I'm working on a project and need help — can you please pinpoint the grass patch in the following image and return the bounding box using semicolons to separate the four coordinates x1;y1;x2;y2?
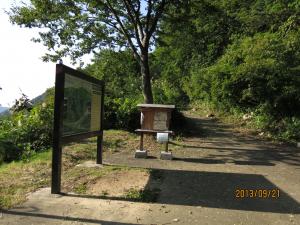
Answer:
103;130;138;152
74;183;88;194
123;188;160;203
61;165;135;193
0;150;52;209
0;129;147;209
122;169;164;203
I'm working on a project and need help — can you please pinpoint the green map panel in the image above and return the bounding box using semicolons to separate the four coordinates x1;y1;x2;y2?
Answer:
62;74;102;136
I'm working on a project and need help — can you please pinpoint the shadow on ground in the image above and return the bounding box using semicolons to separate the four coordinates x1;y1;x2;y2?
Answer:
56;169;300;215
169;115;300;167
170;142;300;166
181;116;234;138
172;157;275;166
148;169;300;214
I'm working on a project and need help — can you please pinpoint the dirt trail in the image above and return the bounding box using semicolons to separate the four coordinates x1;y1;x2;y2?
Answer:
1;113;300;225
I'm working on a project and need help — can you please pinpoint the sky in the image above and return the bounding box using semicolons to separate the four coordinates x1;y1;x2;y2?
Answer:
0;0;92;107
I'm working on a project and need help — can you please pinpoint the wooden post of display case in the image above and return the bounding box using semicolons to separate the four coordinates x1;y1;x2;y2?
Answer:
135;104;175;159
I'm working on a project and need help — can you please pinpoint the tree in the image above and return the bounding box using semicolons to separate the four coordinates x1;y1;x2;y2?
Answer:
11;93;33;113
8;0;180;103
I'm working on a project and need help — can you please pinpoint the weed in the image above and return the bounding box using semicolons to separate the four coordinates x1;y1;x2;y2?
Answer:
101;190;109;196
123;188;160;202
74;183;87;194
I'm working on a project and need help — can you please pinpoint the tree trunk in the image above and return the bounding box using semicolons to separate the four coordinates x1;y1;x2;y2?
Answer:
140;53;153;104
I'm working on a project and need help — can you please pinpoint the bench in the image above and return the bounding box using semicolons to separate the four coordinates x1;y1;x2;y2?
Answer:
135;129;174;152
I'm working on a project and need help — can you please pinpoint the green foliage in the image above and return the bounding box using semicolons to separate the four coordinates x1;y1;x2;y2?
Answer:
8;0;173;63
187;25;299;141
103;97;141;131
154;0;300;141
4;0;299;145
85;49;143;131
10;93;33;113
279;117;300;141
0;89;54;164
0;139;22;164
74;183;88;194
193;30;300;115
85;50;141;98
85;49;188;131
13;104;53;151
8;1;181;103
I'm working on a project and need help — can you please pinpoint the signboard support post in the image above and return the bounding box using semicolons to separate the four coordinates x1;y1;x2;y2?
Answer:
96;133;103;164
96;84;104;164
51;65;65;194
51;64;104;194
51;146;62;194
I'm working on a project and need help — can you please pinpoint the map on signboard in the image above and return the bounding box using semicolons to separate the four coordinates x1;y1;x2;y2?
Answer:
153;111;167;130
62;74;102;136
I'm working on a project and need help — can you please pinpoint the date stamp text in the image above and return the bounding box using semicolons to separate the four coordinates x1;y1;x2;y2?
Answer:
235;189;280;199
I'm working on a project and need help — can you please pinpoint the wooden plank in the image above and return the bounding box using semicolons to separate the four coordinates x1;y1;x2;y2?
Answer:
135;129;173;134
142;109;154;130
61;130;102;144
137;104;175;109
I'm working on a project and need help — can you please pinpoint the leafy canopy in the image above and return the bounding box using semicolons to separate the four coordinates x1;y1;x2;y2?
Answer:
8;0;178;63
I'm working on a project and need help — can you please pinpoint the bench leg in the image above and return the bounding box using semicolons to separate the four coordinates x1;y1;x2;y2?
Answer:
135;132;147;158
161;134;172;160
164;134;169;152
139;132;144;150
165;142;168;152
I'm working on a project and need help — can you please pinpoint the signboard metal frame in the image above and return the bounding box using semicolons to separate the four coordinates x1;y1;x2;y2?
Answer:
51;64;104;194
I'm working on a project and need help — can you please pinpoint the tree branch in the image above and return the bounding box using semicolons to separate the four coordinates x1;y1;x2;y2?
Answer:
147;0;166;41
127;0;145;41
122;0;144;50
105;0;140;60
145;0;153;34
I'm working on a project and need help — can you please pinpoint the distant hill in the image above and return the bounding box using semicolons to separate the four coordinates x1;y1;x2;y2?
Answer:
0;106;8;113
31;92;46;105
0;91;48;117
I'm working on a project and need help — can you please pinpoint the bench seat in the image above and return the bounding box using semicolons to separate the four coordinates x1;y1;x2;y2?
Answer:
135;129;173;134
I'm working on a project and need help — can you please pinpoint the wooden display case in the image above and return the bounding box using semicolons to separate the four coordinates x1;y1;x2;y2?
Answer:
135;104;175;158
137;104;175;131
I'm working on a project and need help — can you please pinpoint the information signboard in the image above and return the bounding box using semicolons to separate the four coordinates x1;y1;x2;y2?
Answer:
63;73;102;135
52;64;104;194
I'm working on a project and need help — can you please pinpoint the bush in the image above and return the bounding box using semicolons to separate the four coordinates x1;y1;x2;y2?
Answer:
0;97;53;164
10;104;53;152
251;114;300;142
193;30;300;115
279;117;300;141
103;96;141;131
186;28;300;141
170;108;187;135
0;139;22;164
